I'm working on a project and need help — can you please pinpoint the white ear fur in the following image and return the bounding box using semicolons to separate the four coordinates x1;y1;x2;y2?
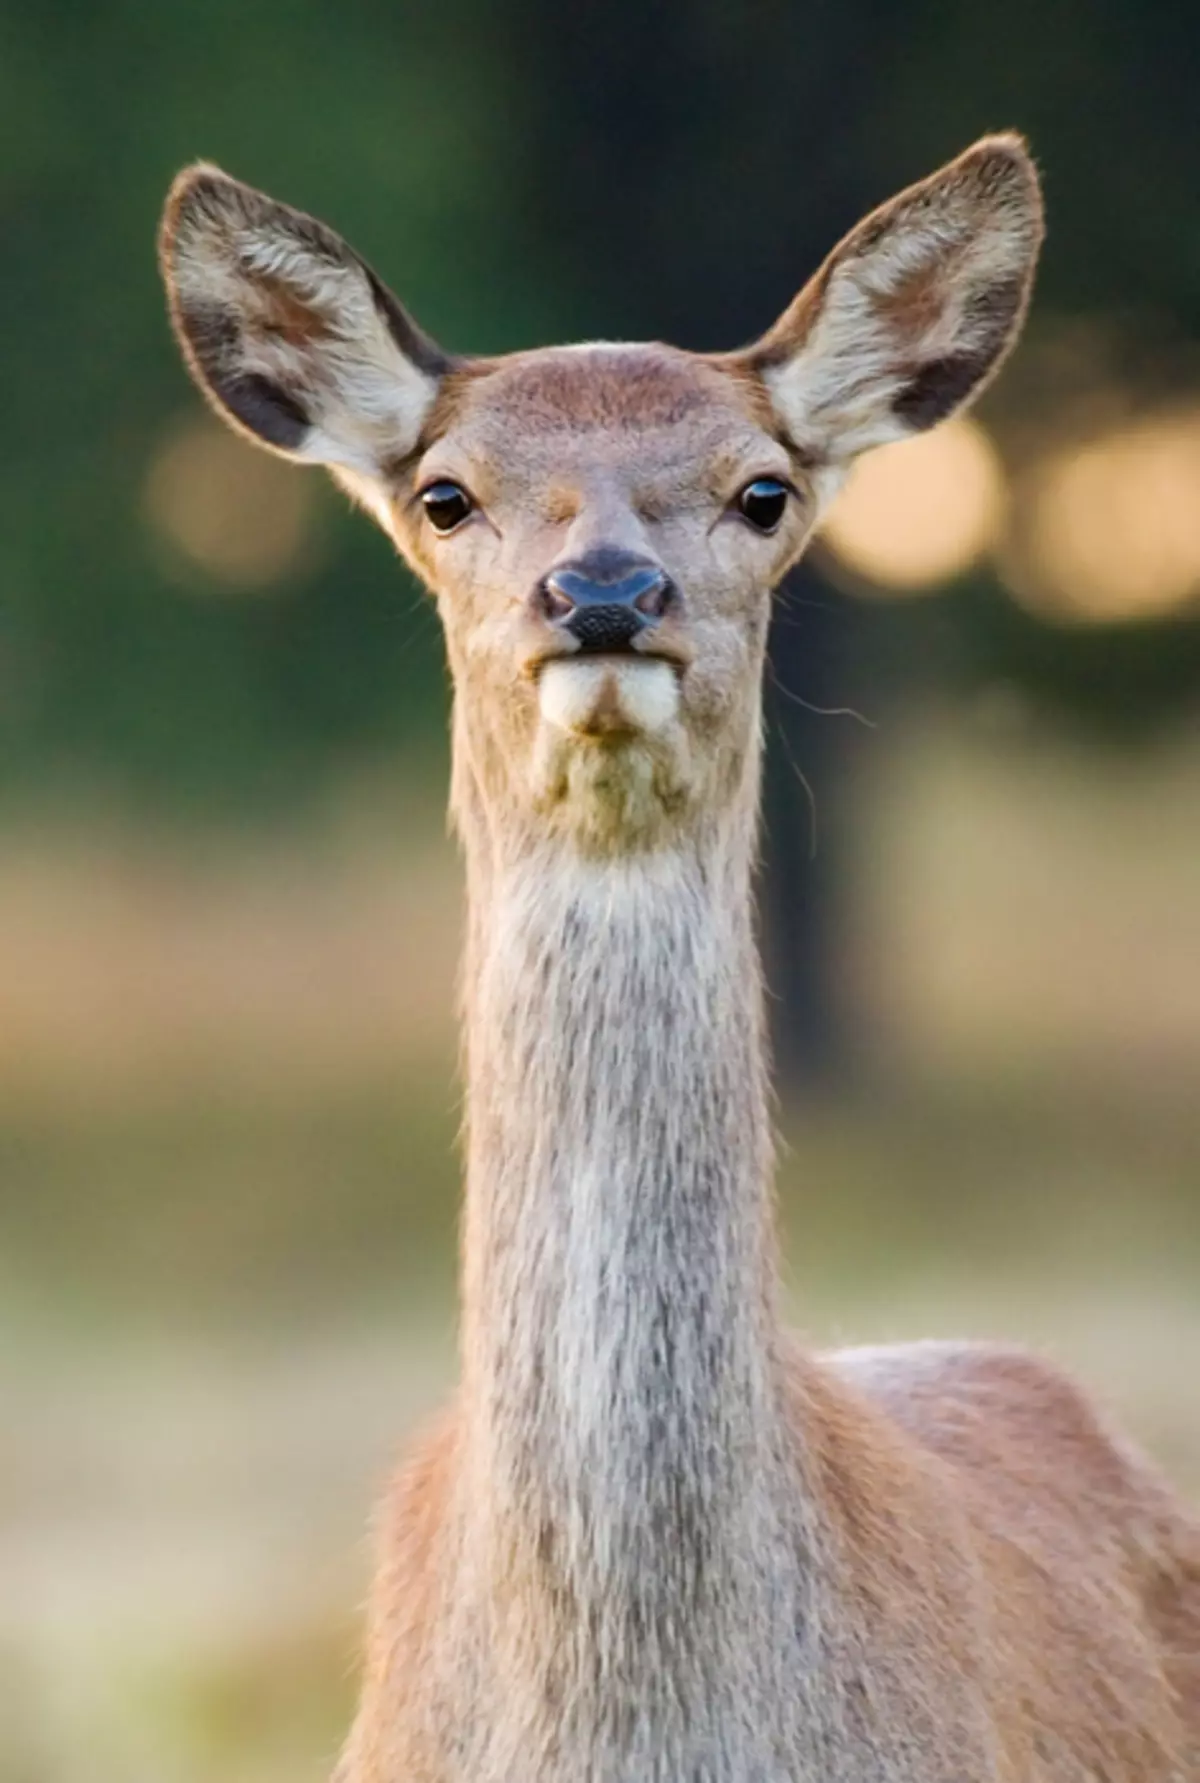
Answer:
752;134;1043;465
159;165;448;479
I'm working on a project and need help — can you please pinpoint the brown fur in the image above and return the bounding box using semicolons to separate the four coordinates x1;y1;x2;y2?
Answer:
158;133;1200;1780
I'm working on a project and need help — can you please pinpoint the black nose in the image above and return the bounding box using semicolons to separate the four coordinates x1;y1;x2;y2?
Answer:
539;549;676;653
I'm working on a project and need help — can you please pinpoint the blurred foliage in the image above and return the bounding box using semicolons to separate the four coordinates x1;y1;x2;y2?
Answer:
0;0;548;813
2;0;1200;815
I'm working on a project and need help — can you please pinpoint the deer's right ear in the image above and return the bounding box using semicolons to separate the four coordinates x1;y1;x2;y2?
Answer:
746;135;1043;467
158;165;449;478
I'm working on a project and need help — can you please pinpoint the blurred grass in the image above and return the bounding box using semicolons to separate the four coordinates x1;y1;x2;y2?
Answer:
1;1075;1196;1331
3;1092;1197;1783
2;725;1198;1781
2;1081;1197;1783
2;1082;1197;1783
0;1077;460;1334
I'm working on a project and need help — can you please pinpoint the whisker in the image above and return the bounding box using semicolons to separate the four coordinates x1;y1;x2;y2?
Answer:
771;715;819;861
766;658;877;729
773;592;840;616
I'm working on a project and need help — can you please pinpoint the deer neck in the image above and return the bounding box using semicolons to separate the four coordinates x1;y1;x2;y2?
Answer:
455;767;796;1640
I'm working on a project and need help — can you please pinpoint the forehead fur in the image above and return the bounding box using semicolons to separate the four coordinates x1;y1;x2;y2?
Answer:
428;342;767;442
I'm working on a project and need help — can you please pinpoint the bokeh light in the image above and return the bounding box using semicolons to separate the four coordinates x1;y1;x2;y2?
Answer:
143;415;321;590
999;409;1200;624
818;416;1006;592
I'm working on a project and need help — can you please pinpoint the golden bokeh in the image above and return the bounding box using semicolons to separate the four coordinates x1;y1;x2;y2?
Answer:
144;415;321;590
818;416;1006;592
999;410;1200;624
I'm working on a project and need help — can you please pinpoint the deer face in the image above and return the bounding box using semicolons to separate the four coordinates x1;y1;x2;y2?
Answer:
395;342;809;849
160;137;1042;852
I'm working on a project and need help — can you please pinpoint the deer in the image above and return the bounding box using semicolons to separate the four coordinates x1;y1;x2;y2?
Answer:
158;134;1199;1781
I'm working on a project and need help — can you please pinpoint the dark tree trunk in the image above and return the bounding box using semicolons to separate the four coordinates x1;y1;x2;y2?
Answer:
759;566;855;1084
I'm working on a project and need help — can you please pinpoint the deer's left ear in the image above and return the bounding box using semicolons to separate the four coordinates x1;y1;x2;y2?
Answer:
159;164;450;480
747;134;1043;465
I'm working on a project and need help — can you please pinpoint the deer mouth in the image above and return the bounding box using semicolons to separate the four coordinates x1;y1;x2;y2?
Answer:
537;655;682;740
525;632;691;674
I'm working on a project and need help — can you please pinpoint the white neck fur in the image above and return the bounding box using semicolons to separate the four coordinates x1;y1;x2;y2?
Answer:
451;816;823;1769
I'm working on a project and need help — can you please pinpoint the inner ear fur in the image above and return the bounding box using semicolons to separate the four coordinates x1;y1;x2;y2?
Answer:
748;134;1044;461
158;164;451;474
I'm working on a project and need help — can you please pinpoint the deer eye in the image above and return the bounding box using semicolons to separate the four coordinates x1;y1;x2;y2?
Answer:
737;477;790;534
421;481;474;533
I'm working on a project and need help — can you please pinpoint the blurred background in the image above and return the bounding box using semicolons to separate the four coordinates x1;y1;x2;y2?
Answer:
2;2;1199;1777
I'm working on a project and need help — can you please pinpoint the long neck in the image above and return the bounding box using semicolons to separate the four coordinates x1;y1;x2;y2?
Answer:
456;796;793;1632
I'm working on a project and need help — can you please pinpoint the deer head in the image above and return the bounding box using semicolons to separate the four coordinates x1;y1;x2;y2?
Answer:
160;137;1041;855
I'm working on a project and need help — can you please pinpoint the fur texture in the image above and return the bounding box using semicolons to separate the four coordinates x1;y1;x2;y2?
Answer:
158;134;1200;1781
752;135;1044;460
159;163;445;475
334;824;1199;1782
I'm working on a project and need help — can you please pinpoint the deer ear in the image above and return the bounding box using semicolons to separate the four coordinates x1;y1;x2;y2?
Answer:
158;164;450;478
748;135;1043;464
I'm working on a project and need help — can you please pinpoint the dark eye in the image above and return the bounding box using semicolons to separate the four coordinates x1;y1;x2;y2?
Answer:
737;477;790;534
421;480;474;533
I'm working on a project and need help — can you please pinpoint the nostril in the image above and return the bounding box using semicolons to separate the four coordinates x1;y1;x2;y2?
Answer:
537;556;678;650
632;572;674;622
539;582;575;622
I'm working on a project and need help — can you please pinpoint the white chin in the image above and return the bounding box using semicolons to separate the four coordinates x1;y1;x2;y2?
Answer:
538;657;679;738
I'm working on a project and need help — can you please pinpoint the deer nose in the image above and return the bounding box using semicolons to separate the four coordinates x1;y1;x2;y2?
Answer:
539;550;676;653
